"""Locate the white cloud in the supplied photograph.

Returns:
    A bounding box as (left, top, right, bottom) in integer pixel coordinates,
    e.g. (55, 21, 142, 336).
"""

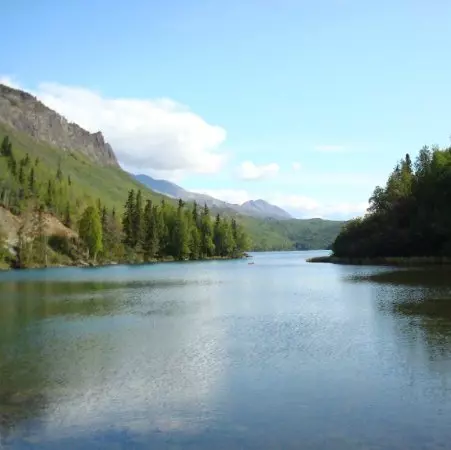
(292, 162, 301, 171)
(314, 144, 346, 152)
(236, 160, 280, 180)
(11, 80, 227, 178)
(269, 194, 368, 219)
(0, 75, 20, 89)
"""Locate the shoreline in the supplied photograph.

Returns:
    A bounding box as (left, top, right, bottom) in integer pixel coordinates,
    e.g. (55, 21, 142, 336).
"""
(307, 255, 451, 266)
(0, 254, 250, 272)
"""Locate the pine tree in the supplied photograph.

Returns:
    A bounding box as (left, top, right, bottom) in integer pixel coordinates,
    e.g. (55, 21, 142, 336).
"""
(189, 223, 201, 260)
(143, 200, 159, 261)
(172, 200, 190, 260)
(219, 218, 235, 257)
(79, 205, 103, 261)
(7, 154, 17, 177)
(64, 202, 72, 228)
(213, 214, 222, 256)
(18, 164, 25, 185)
(192, 201, 199, 226)
(189, 202, 201, 259)
(56, 161, 63, 181)
(0, 136, 12, 157)
(28, 168, 35, 193)
(156, 205, 169, 257)
(122, 189, 135, 247)
(132, 190, 143, 249)
(45, 180, 54, 209)
(200, 204, 215, 257)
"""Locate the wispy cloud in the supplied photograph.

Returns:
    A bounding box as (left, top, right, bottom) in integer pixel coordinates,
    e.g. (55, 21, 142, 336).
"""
(292, 162, 301, 171)
(2, 76, 228, 179)
(236, 160, 280, 180)
(269, 194, 369, 219)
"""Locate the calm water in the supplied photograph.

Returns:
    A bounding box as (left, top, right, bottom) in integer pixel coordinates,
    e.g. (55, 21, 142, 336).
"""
(1, 251, 451, 449)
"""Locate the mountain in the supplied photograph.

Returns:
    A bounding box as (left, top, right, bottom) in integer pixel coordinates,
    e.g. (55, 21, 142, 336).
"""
(0, 84, 118, 167)
(134, 174, 187, 199)
(241, 199, 292, 219)
(0, 83, 345, 260)
(134, 174, 292, 219)
(135, 173, 235, 208)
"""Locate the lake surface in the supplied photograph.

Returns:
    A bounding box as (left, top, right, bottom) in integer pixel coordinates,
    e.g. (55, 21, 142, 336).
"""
(1, 251, 451, 449)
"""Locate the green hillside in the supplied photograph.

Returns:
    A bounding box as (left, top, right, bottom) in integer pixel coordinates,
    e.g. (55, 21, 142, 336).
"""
(238, 216, 344, 251)
(0, 123, 344, 258)
(0, 123, 166, 216)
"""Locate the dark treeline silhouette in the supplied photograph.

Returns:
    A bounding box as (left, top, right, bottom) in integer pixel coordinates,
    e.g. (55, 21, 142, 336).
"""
(333, 144, 451, 258)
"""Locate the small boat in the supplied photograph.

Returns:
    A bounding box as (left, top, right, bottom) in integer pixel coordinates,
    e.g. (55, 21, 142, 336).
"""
(248, 261, 255, 265)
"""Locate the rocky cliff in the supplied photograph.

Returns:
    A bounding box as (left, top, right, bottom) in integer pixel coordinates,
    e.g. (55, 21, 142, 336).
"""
(0, 84, 119, 167)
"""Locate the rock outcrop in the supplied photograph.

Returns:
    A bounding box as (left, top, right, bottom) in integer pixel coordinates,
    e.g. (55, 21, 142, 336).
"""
(0, 84, 119, 167)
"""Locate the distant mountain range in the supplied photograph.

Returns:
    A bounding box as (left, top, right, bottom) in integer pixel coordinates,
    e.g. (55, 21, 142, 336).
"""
(134, 174, 292, 220)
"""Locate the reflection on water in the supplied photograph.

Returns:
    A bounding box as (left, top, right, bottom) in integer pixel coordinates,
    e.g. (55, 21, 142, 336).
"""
(1, 254, 451, 449)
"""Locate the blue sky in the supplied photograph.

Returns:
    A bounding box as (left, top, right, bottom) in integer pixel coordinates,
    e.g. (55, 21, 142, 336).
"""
(2, 0, 451, 218)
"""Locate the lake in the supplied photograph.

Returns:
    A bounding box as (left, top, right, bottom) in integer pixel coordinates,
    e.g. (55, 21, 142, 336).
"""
(1, 251, 451, 449)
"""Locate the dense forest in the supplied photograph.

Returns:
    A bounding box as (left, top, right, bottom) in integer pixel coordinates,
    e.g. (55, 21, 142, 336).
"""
(332, 144, 451, 258)
(0, 135, 249, 268)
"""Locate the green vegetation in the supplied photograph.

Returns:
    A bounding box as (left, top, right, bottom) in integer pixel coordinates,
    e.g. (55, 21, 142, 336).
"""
(0, 123, 343, 266)
(331, 144, 451, 261)
(0, 128, 249, 268)
(239, 216, 343, 251)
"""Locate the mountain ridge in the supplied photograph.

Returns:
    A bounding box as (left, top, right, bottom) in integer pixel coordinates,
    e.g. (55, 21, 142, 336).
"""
(134, 173, 292, 220)
(0, 84, 118, 167)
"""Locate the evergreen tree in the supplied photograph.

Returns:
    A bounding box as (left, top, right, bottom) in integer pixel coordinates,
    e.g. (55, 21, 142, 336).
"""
(213, 214, 222, 256)
(64, 202, 72, 228)
(0, 136, 12, 157)
(7, 154, 17, 177)
(143, 200, 159, 261)
(28, 168, 35, 193)
(172, 200, 190, 260)
(45, 180, 54, 209)
(132, 190, 143, 249)
(200, 204, 215, 257)
(18, 164, 25, 185)
(56, 161, 63, 181)
(156, 204, 169, 257)
(79, 205, 103, 261)
(219, 219, 236, 256)
(192, 201, 199, 226)
(122, 189, 135, 247)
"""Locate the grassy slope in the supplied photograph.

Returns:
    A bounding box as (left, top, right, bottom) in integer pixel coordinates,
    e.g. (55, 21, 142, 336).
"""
(0, 123, 168, 213)
(0, 123, 344, 250)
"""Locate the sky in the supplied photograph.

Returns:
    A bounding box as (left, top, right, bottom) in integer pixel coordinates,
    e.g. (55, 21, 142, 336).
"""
(2, 0, 451, 219)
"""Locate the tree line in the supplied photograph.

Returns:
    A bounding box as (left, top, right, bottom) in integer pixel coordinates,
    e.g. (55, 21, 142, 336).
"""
(79, 190, 249, 263)
(0, 135, 249, 268)
(332, 144, 451, 258)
